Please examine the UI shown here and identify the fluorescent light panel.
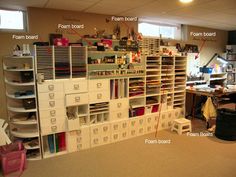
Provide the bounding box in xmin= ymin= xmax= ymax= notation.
xmin=179 ymin=0 xmax=193 ymax=3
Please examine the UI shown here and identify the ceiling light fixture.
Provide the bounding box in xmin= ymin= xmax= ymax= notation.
xmin=179 ymin=0 xmax=193 ymax=3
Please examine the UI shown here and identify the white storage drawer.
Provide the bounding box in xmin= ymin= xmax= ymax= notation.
xmin=111 ymin=121 xmax=120 ymax=132
xmin=38 ymin=92 xmax=64 ymax=102
xmin=64 ymin=79 xmax=88 ymax=94
xmin=109 ymin=99 xmax=129 ymax=111
xmin=101 ymin=134 xmax=110 ymax=145
xmin=90 ymin=136 xmax=101 ymax=147
xmin=65 ymin=93 xmax=88 ymax=106
xmin=37 ymin=82 xmax=63 ymax=93
xmin=38 ymin=99 xmax=64 ymax=110
xmin=89 ymin=79 xmax=109 ymax=92
xmin=110 ymin=110 xmax=128 ymax=121
xmin=39 ymin=109 xmax=65 ymax=119
xmin=89 ymin=91 xmax=109 ymax=104
xmin=40 ymin=117 xmax=65 ymax=127
xmin=41 ymin=121 xmax=66 ymax=135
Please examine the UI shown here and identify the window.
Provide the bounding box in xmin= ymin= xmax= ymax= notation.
xmin=0 ymin=9 xmax=26 ymax=31
xmin=138 ymin=22 xmax=181 ymax=40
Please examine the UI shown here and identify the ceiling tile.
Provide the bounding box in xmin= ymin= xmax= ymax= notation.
xmin=0 ymin=0 xmax=48 ymax=10
xmin=45 ymin=0 xmax=99 ymax=11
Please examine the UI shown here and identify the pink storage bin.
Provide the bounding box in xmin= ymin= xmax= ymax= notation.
xmin=0 ymin=141 xmax=27 ymax=177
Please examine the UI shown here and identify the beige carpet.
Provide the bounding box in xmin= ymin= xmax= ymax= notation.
xmin=3 ymin=129 xmax=235 ymax=177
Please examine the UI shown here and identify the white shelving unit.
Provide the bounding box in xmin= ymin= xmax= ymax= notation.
xmin=32 ymin=44 xmax=188 ymax=159
xmin=3 ymin=56 xmax=41 ymax=160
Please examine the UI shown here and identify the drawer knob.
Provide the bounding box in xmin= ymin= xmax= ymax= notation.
xmin=114 ymin=134 xmax=118 ymax=139
xmin=51 ymin=126 xmax=57 ymax=132
xmin=117 ymin=103 xmax=122 ymax=108
xmin=97 ymin=83 xmax=102 ymax=88
xmin=51 ymin=118 xmax=56 ymax=124
xmin=93 ymin=128 xmax=98 ymax=134
xmin=103 ymin=137 xmax=108 ymax=142
xmin=49 ymin=93 xmax=54 ymax=99
xmin=50 ymin=110 xmax=56 ymax=116
xmin=94 ymin=138 xmax=98 ymax=144
xmin=117 ymin=112 xmax=122 ymax=118
xmin=114 ymin=125 xmax=118 ymax=130
xmin=48 ymin=85 xmax=54 ymax=91
xmin=75 ymin=96 xmax=80 ymax=102
xmin=122 ymin=132 xmax=127 ymax=137
xmin=97 ymin=93 xmax=102 ymax=99
xmin=74 ymin=84 xmax=80 ymax=90
xmin=122 ymin=123 xmax=127 ymax=128
xmin=103 ymin=127 xmax=108 ymax=132
xmin=49 ymin=101 xmax=55 ymax=107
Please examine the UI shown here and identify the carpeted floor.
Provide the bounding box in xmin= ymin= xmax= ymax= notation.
xmin=1 ymin=119 xmax=235 ymax=177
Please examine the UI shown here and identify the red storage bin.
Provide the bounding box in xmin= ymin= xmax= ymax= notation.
xmin=0 ymin=141 xmax=27 ymax=177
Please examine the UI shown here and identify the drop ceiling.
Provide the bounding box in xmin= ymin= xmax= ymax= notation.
xmin=1 ymin=0 xmax=236 ymax=30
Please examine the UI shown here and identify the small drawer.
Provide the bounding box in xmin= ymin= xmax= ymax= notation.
xmin=137 ymin=127 xmax=145 ymax=136
xmin=101 ymin=135 xmax=110 ymax=145
xmin=39 ymin=109 xmax=65 ymax=119
xmin=65 ymin=93 xmax=88 ymax=106
xmin=111 ymin=132 xmax=120 ymax=143
xmin=110 ymin=110 xmax=128 ymax=121
xmin=38 ymin=99 xmax=64 ymax=109
xmin=90 ymin=136 xmax=101 ymax=147
xmin=101 ymin=124 xmax=110 ymax=135
xmin=110 ymin=98 xmax=129 ymax=111
xmin=120 ymin=120 xmax=129 ymax=131
xmin=129 ymin=119 xmax=138 ymax=129
xmin=89 ymin=79 xmax=109 ymax=92
xmin=41 ymin=121 xmax=66 ymax=135
xmin=64 ymin=79 xmax=88 ymax=94
xmin=38 ymin=92 xmax=64 ymax=102
xmin=37 ymin=82 xmax=63 ymax=93
xmin=89 ymin=91 xmax=109 ymax=104
xmin=40 ymin=117 xmax=60 ymax=126
xmin=90 ymin=125 xmax=101 ymax=136
xmin=129 ymin=129 xmax=137 ymax=138
xmin=137 ymin=117 xmax=146 ymax=126
xmin=120 ymin=130 xmax=129 ymax=140
xmin=111 ymin=121 xmax=120 ymax=132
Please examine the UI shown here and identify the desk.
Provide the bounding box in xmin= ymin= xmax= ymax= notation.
xmin=186 ymin=88 xmax=236 ymax=119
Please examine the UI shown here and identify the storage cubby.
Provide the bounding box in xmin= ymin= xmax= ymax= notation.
xmin=71 ymin=46 xmax=87 ymax=78
xmin=129 ymin=77 xmax=145 ymax=97
xmin=110 ymin=78 xmax=128 ymax=99
xmin=174 ymin=56 xmax=187 ymax=109
xmin=42 ymin=132 xmax=67 ymax=158
xmin=66 ymin=105 xmax=89 ymax=130
xmin=89 ymin=102 xmax=109 ymax=124
xmin=35 ymin=46 xmax=54 ymax=80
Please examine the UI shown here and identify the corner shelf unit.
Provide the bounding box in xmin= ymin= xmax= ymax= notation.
xmin=3 ymin=56 xmax=41 ymax=160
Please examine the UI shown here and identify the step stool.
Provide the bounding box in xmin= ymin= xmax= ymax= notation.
xmin=171 ymin=118 xmax=192 ymax=135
